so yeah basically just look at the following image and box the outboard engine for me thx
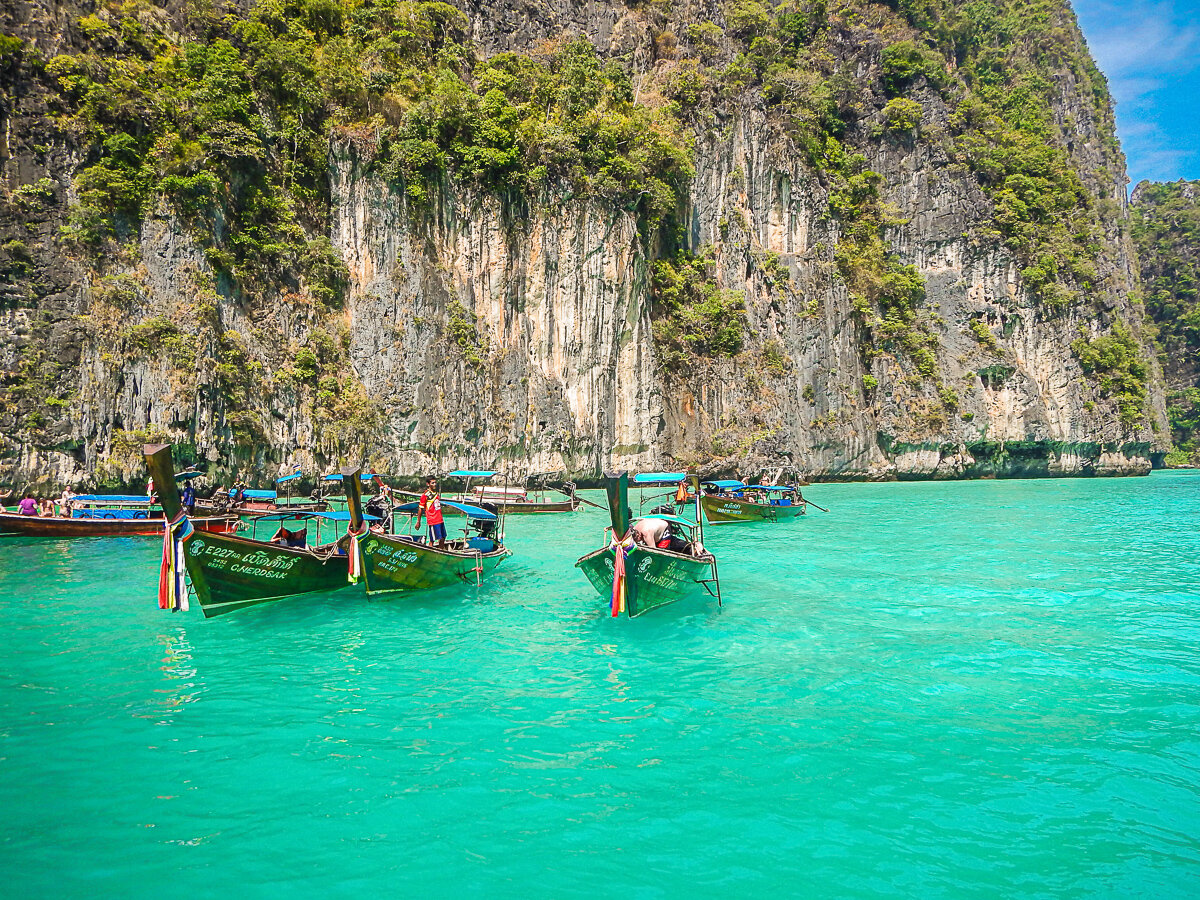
[471,501,499,538]
[649,504,675,517]
[365,494,390,529]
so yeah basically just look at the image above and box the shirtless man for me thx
[631,517,670,548]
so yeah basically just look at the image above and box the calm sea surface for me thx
[2,472,1199,897]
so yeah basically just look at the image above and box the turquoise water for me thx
[2,472,1199,896]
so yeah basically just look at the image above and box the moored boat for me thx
[699,480,808,524]
[444,470,581,514]
[356,498,510,595]
[575,472,721,617]
[144,443,373,617]
[195,486,328,518]
[0,509,239,538]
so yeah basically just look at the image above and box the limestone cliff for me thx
[0,0,1169,491]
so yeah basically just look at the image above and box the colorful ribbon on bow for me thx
[158,511,194,612]
[609,532,636,617]
[347,521,370,583]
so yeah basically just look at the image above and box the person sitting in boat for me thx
[232,481,247,504]
[17,493,38,516]
[58,487,75,517]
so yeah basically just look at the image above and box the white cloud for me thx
[1073,0,1200,183]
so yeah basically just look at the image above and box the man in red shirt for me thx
[416,476,447,548]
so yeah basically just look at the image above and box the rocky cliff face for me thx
[0,0,1169,491]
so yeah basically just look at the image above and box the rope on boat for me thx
[346,521,370,583]
[608,532,636,617]
[158,510,194,612]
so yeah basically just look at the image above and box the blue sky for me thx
[1072,0,1200,187]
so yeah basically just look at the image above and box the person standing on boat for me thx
[181,480,196,515]
[416,476,447,549]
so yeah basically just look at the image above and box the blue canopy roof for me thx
[276,471,303,483]
[447,470,496,478]
[255,511,380,523]
[632,472,688,485]
[75,494,152,504]
[393,500,497,521]
[748,484,797,491]
[232,489,277,500]
[174,471,204,480]
[322,473,380,482]
[704,480,746,490]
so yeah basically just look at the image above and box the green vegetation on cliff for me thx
[46,0,692,285]
[1130,180,1200,458]
[1070,322,1148,428]
[669,0,1116,311]
[0,0,1158,480]
[651,249,747,369]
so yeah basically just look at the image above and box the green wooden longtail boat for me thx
[357,496,510,595]
[700,480,808,524]
[144,444,367,617]
[575,472,721,617]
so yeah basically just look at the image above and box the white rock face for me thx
[316,117,1160,480]
[331,143,663,477]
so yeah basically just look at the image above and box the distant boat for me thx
[444,470,581,514]
[0,506,239,538]
[699,480,808,524]
[575,472,721,617]
[144,443,373,617]
[356,495,510,595]
[195,484,328,518]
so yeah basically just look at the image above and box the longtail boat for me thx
[0,509,238,537]
[699,480,808,524]
[575,472,721,617]
[195,486,328,518]
[444,470,580,514]
[144,443,373,617]
[356,497,510,595]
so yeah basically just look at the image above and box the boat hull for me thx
[181,530,352,617]
[358,533,508,595]
[0,513,239,538]
[445,498,579,514]
[194,499,328,518]
[575,544,718,616]
[701,495,806,524]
